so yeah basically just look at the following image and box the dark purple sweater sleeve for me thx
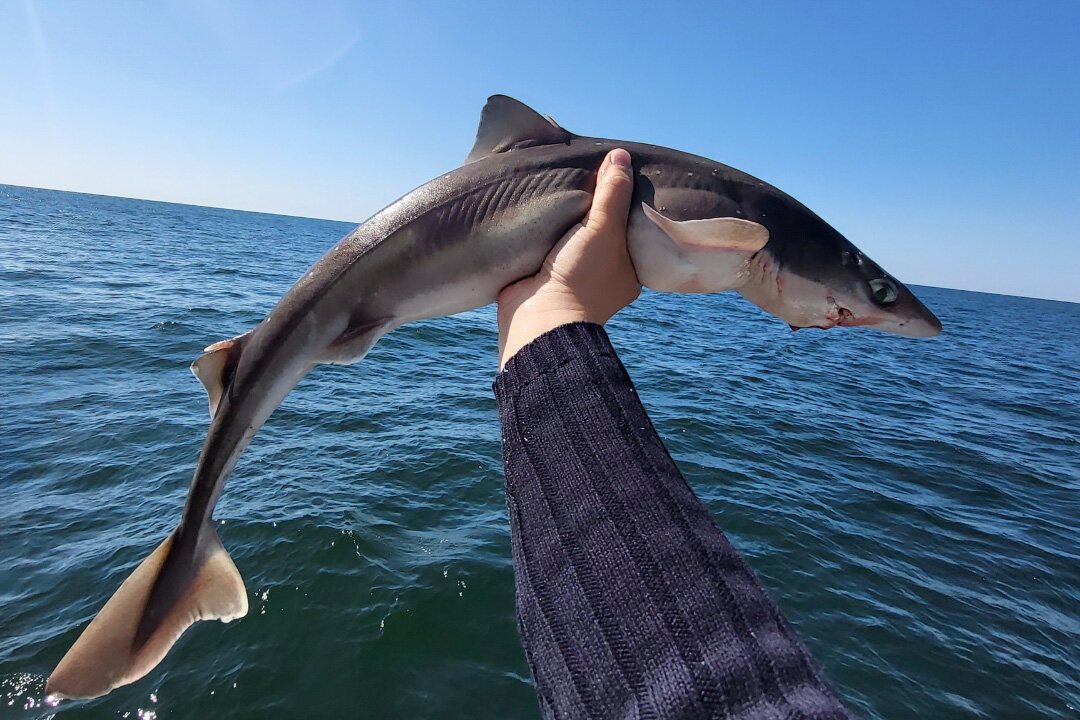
[493,322,850,720]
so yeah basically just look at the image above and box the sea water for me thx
[2,185,1078,718]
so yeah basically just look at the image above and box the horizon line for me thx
[3,181,1076,307]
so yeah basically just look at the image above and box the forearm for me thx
[494,322,850,720]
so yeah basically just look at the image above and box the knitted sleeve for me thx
[493,322,850,720]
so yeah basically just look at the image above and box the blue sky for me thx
[2,0,1078,301]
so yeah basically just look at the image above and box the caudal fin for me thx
[46,527,248,700]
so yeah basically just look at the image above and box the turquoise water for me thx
[1,184,1078,719]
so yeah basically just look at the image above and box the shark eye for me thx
[869,278,898,305]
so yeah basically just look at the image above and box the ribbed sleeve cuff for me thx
[493,321,621,404]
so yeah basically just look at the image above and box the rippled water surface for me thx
[2,185,1078,719]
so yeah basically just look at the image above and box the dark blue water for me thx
[2,184,1078,719]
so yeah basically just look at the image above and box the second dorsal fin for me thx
[190,332,249,418]
[464,95,572,164]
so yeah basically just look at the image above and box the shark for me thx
[45,94,941,700]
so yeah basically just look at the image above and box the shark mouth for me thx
[788,300,856,331]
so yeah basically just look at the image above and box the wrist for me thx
[497,296,595,370]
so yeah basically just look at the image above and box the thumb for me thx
[584,148,634,232]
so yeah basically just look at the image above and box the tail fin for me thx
[46,526,247,700]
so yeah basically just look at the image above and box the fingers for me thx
[584,148,634,232]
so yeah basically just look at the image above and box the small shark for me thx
[46,95,941,699]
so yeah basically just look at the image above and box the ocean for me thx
[1,184,1078,719]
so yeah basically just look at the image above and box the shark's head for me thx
[778,245,944,337]
[735,195,942,338]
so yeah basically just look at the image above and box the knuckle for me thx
[609,171,634,193]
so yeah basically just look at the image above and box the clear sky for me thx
[2,1,1078,302]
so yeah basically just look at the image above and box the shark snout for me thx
[888,314,942,337]
[868,302,942,337]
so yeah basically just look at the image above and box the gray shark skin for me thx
[45,95,942,700]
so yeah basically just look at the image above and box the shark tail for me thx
[46,525,247,700]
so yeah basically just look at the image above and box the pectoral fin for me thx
[633,202,769,293]
[641,203,769,253]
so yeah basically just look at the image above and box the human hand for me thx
[497,148,640,369]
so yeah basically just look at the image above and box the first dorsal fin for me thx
[464,95,572,164]
[190,332,249,418]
